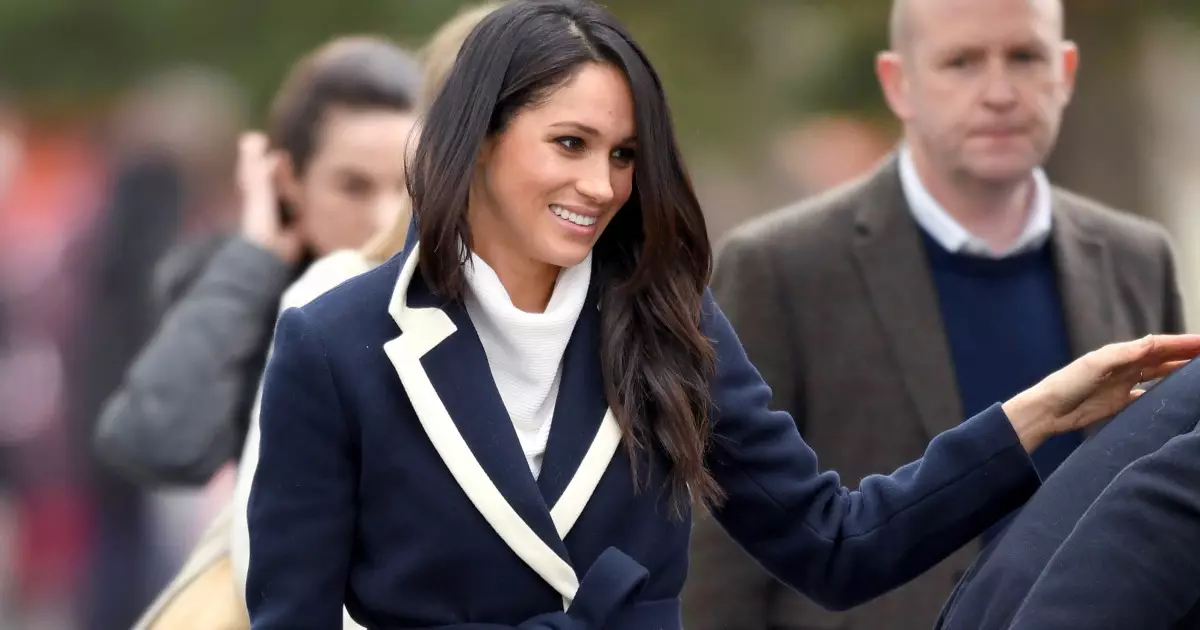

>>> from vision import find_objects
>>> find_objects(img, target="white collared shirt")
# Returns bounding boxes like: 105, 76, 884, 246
898, 145, 1052, 258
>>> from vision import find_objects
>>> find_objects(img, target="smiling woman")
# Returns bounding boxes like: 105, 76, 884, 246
408, 0, 718, 512
244, 1, 1200, 629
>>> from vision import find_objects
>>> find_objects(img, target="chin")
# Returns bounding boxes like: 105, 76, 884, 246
964, 153, 1040, 184
540, 239, 596, 269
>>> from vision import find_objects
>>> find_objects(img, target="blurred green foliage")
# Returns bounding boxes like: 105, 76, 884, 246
0, 0, 1196, 150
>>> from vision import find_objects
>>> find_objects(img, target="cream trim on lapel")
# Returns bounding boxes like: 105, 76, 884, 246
550, 408, 621, 539
382, 243, 621, 606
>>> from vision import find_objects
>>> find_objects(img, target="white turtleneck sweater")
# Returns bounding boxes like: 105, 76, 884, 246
463, 251, 592, 478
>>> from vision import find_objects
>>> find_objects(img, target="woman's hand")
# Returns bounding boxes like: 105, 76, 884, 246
1003, 334, 1200, 452
238, 131, 303, 264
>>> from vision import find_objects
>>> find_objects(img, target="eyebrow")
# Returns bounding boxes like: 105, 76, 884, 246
550, 120, 636, 144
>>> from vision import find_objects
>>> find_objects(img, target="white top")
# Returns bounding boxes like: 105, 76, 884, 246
898, 144, 1053, 258
463, 251, 592, 478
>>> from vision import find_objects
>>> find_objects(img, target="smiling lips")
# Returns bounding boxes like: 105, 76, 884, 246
551, 203, 599, 227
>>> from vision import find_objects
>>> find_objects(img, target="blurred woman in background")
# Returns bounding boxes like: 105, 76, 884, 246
94, 36, 422, 488
92, 34, 421, 630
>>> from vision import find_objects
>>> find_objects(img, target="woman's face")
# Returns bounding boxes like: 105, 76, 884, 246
281, 106, 418, 257
468, 62, 637, 276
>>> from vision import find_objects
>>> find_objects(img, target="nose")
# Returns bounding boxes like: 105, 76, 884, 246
981, 63, 1018, 109
575, 158, 615, 205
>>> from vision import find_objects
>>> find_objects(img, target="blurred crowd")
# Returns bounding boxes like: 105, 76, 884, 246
0, 67, 247, 628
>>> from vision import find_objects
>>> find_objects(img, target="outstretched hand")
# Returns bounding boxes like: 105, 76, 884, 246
1002, 334, 1200, 452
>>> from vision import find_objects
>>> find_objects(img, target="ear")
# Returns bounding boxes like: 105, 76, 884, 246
876, 50, 913, 122
477, 136, 495, 167
1059, 40, 1080, 105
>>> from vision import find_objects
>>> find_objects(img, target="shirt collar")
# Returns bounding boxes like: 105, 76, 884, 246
898, 144, 1052, 258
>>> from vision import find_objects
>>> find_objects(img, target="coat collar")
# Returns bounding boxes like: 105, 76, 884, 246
852, 157, 963, 439
381, 239, 621, 606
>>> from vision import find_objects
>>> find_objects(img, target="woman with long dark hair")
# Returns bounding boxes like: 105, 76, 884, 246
246, 2, 1200, 628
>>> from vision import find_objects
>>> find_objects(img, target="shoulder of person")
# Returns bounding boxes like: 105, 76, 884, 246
1053, 188, 1173, 256
286, 251, 402, 339
151, 231, 234, 307
279, 249, 376, 312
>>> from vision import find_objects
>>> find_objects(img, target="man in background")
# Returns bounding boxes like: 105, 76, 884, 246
684, 0, 1186, 628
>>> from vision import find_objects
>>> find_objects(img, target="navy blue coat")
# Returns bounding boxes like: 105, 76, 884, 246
246, 241, 1040, 629
936, 357, 1200, 630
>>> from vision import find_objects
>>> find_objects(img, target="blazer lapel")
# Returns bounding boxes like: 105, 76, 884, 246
851, 158, 963, 439
382, 243, 580, 604
1051, 198, 1117, 436
536, 278, 622, 539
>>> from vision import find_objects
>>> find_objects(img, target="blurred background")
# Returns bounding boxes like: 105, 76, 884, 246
1, 0, 1199, 628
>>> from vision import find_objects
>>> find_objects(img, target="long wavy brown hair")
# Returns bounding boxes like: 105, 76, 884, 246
408, 0, 720, 515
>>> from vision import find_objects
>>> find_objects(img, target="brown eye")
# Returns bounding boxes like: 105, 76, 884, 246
555, 136, 585, 152
339, 175, 372, 199
1011, 49, 1043, 64
611, 147, 635, 166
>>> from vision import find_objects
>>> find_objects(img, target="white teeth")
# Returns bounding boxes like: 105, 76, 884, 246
551, 204, 597, 227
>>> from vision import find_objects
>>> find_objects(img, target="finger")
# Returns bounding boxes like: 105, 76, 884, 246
1138, 359, 1192, 382
1130, 388, 1147, 400
1092, 335, 1200, 375
1142, 334, 1200, 362
240, 130, 268, 154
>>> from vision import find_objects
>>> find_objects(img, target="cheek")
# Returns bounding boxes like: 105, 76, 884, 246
301, 184, 372, 235
306, 187, 351, 224
1033, 83, 1067, 116
613, 169, 635, 206
491, 148, 563, 217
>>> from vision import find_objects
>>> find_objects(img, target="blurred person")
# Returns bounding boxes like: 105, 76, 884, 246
770, 115, 894, 198
684, 0, 1187, 629
93, 36, 422, 494
946, 360, 1200, 630
0, 92, 21, 202
242, 1, 1200, 628
125, 7, 502, 630
62, 65, 247, 630
936, 349, 1200, 630
0, 89, 18, 612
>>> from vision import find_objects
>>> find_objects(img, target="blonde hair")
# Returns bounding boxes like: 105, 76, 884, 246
360, 1, 506, 263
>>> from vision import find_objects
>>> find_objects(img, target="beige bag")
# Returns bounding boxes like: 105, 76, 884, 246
134, 505, 249, 630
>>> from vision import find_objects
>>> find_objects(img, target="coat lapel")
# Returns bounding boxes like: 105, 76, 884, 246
381, 241, 621, 605
851, 158, 963, 439
536, 277, 621, 538
1051, 198, 1117, 436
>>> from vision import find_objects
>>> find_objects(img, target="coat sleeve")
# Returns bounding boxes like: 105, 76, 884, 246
245, 307, 357, 629
703, 289, 1041, 611
1005, 423, 1200, 629
94, 236, 293, 486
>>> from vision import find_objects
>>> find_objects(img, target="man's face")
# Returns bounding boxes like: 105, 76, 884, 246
883, 0, 1078, 185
